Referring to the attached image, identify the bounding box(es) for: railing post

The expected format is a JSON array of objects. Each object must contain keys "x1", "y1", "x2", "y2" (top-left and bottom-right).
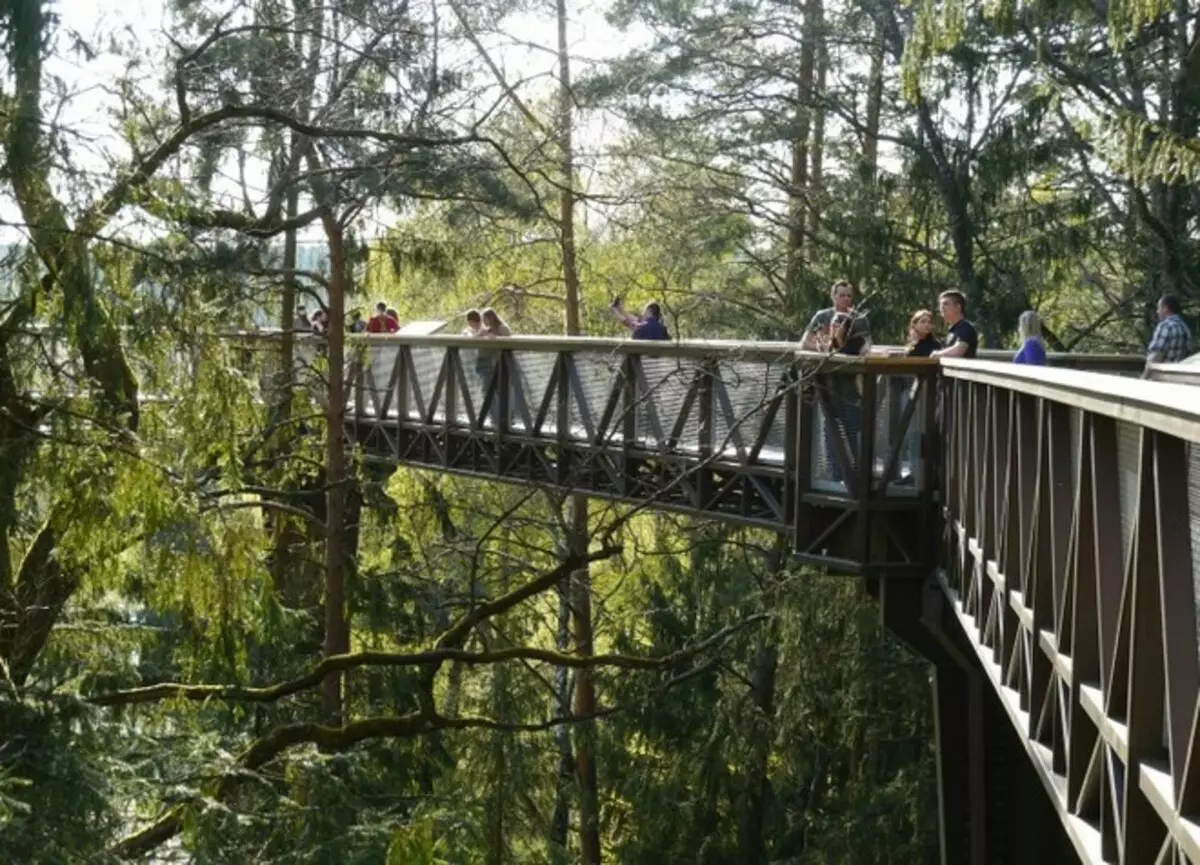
[
  {"x1": 855, "y1": 370, "x2": 877, "y2": 570},
  {"x1": 622, "y1": 354, "x2": 638, "y2": 497},
  {"x1": 785, "y1": 359, "x2": 802, "y2": 534},
  {"x1": 920, "y1": 368, "x2": 941, "y2": 571},
  {"x1": 444, "y1": 347, "x2": 458, "y2": 468},
  {"x1": 556, "y1": 352, "x2": 570, "y2": 489},
  {"x1": 697, "y1": 357, "x2": 716, "y2": 510},
  {"x1": 395, "y1": 346, "x2": 410, "y2": 456},
  {"x1": 495, "y1": 349, "x2": 511, "y2": 475}
]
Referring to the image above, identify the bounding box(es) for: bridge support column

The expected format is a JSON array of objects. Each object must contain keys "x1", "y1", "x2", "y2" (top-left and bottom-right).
[
  {"x1": 933, "y1": 657, "x2": 1076, "y2": 865},
  {"x1": 933, "y1": 664, "x2": 985, "y2": 865}
]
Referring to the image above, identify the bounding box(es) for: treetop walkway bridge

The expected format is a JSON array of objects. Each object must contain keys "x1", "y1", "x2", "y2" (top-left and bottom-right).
[{"x1": 238, "y1": 330, "x2": 1200, "y2": 865}]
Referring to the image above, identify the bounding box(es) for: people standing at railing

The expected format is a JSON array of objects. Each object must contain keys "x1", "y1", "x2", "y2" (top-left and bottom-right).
[
  {"x1": 349, "y1": 310, "x2": 367, "y2": 333},
  {"x1": 801, "y1": 280, "x2": 873, "y2": 354},
  {"x1": 480, "y1": 308, "x2": 511, "y2": 337},
  {"x1": 931, "y1": 291, "x2": 978, "y2": 359},
  {"x1": 366, "y1": 301, "x2": 399, "y2": 334},
  {"x1": 905, "y1": 309, "x2": 941, "y2": 357},
  {"x1": 611, "y1": 298, "x2": 670, "y2": 340},
  {"x1": 887, "y1": 309, "x2": 941, "y2": 484},
  {"x1": 463, "y1": 309, "x2": 484, "y2": 337},
  {"x1": 294, "y1": 306, "x2": 311, "y2": 332},
  {"x1": 311, "y1": 309, "x2": 329, "y2": 335},
  {"x1": 802, "y1": 281, "x2": 872, "y2": 485},
  {"x1": 1143, "y1": 294, "x2": 1193, "y2": 377},
  {"x1": 1013, "y1": 310, "x2": 1047, "y2": 365}
]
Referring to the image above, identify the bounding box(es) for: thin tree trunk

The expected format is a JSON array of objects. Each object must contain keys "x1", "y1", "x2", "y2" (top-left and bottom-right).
[
  {"x1": 736, "y1": 633, "x2": 778, "y2": 862},
  {"x1": 736, "y1": 541, "x2": 784, "y2": 862},
  {"x1": 320, "y1": 221, "x2": 349, "y2": 721},
  {"x1": 269, "y1": 176, "x2": 304, "y2": 605},
  {"x1": 862, "y1": 26, "x2": 885, "y2": 181},
  {"x1": 785, "y1": 0, "x2": 820, "y2": 310},
  {"x1": 550, "y1": 593, "x2": 574, "y2": 856},
  {"x1": 486, "y1": 583, "x2": 509, "y2": 865},
  {"x1": 808, "y1": 30, "x2": 827, "y2": 263},
  {"x1": 556, "y1": 1, "x2": 600, "y2": 860}
]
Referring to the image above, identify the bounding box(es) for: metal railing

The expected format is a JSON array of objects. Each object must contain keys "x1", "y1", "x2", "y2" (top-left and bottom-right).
[{"x1": 940, "y1": 358, "x2": 1200, "y2": 864}]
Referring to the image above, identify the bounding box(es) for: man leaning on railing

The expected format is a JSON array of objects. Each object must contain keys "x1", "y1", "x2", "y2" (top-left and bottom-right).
[
  {"x1": 1143, "y1": 294, "x2": 1193, "y2": 378},
  {"x1": 802, "y1": 280, "x2": 872, "y2": 486}
]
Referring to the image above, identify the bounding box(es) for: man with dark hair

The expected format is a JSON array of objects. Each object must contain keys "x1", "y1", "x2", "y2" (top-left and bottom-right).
[
  {"x1": 802, "y1": 280, "x2": 872, "y2": 354},
  {"x1": 1144, "y1": 293, "x2": 1193, "y2": 376},
  {"x1": 801, "y1": 281, "x2": 873, "y2": 487},
  {"x1": 366, "y1": 301, "x2": 390, "y2": 334},
  {"x1": 932, "y1": 290, "x2": 978, "y2": 359},
  {"x1": 612, "y1": 297, "x2": 669, "y2": 340}
]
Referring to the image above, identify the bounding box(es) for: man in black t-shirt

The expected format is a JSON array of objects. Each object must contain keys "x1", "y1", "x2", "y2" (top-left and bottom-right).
[{"x1": 933, "y1": 290, "x2": 979, "y2": 359}]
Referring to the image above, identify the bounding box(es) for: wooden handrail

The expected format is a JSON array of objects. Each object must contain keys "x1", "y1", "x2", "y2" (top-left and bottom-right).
[
  {"x1": 229, "y1": 330, "x2": 1145, "y2": 370},
  {"x1": 941, "y1": 358, "x2": 1200, "y2": 442}
]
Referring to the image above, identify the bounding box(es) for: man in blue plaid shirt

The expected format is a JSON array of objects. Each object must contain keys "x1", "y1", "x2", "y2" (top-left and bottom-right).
[{"x1": 1143, "y1": 294, "x2": 1193, "y2": 377}]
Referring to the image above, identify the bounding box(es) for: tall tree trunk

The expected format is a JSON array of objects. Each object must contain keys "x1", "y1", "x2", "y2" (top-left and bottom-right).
[
  {"x1": 320, "y1": 222, "x2": 349, "y2": 721},
  {"x1": 556, "y1": 2, "x2": 601, "y2": 861},
  {"x1": 736, "y1": 541, "x2": 784, "y2": 862},
  {"x1": 862, "y1": 26, "x2": 885, "y2": 181},
  {"x1": 736, "y1": 633, "x2": 778, "y2": 862},
  {"x1": 808, "y1": 32, "x2": 827, "y2": 264},
  {"x1": 269, "y1": 174, "x2": 306, "y2": 606},
  {"x1": 550, "y1": 592, "x2": 574, "y2": 857},
  {"x1": 785, "y1": 0, "x2": 820, "y2": 314},
  {"x1": 486, "y1": 592, "x2": 509, "y2": 865}
]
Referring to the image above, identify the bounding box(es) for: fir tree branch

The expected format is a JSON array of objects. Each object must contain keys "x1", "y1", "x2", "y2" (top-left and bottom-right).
[
  {"x1": 109, "y1": 645, "x2": 743, "y2": 860},
  {"x1": 90, "y1": 608, "x2": 766, "y2": 708}
]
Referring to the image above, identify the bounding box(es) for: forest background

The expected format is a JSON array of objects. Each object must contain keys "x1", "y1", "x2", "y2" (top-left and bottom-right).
[{"x1": 0, "y1": 0, "x2": 1193, "y2": 861}]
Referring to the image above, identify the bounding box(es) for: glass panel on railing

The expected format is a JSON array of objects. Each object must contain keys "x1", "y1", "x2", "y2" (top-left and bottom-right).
[
  {"x1": 518, "y1": 352, "x2": 554, "y2": 433},
  {"x1": 712, "y1": 359, "x2": 787, "y2": 464},
  {"x1": 873, "y1": 373, "x2": 923, "y2": 497},
  {"x1": 571, "y1": 352, "x2": 623, "y2": 444},
  {"x1": 410, "y1": 346, "x2": 444, "y2": 421},
  {"x1": 637, "y1": 355, "x2": 700, "y2": 452},
  {"x1": 810, "y1": 370, "x2": 861, "y2": 493},
  {"x1": 361, "y1": 345, "x2": 398, "y2": 418},
  {"x1": 458, "y1": 346, "x2": 489, "y2": 425}
]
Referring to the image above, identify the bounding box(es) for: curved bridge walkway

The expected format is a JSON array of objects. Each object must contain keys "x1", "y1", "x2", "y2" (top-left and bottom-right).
[{"x1": 251, "y1": 332, "x2": 1198, "y2": 865}]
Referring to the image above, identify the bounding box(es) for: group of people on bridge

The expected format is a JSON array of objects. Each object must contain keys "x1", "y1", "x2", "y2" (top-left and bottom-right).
[
  {"x1": 800, "y1": 280, "x2": 1194, "y2": 377},
  {"x1": 294, "y1": 279, "x2": 1194, "y2": 377}
]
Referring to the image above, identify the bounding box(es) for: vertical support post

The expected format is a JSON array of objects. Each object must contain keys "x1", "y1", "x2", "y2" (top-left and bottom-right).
[
  {"x1": 697, "y1": 357, "x2": 715, "y2": 510},
  {"x1": 444, "y1": 347, "x2": 458, "y2": 468},
  {"x1": 496, "y1": 349, "x2": 511, "y2": 474},
  {"x1": 933, "y1": 663, "x2": 987, "y2": 865},
  {"x1": 793, "y1": 361, "x2": 814, "y2": 550},
  {"x1": 784, "y1": 360, "x2": 800, "y2": 530},
  {"x1": 919, "y1": 368, "x2": 941, "y2": 570},
  {"x1": 556, "y1": 352, "x2": 571, "y2": 489},
  {"x1": 395, "y1": 346, "x2": 410, "y2": 458},
  {"x1": 855, "y1": 369, "x2": 877, "y2": 571},
  {"x1": 622, "y1": 354, "x2": 637, "y2": 497}
]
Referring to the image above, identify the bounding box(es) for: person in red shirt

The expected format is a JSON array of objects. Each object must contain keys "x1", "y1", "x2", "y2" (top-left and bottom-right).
[
  {"x1": 385, "y1": 307, "x2": 400, "y2": 333},
  {"x1": 366, "y1": 302, "x2": 390, "y2": 334}
]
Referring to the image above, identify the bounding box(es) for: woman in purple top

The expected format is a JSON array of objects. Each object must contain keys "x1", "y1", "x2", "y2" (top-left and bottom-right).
[
  {"x1": 1013, "y1": 310, "x2": 1047, "y2": 365},
  {"x1": 611, "y1": 298, "x2": 670, "y2": 340}
]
